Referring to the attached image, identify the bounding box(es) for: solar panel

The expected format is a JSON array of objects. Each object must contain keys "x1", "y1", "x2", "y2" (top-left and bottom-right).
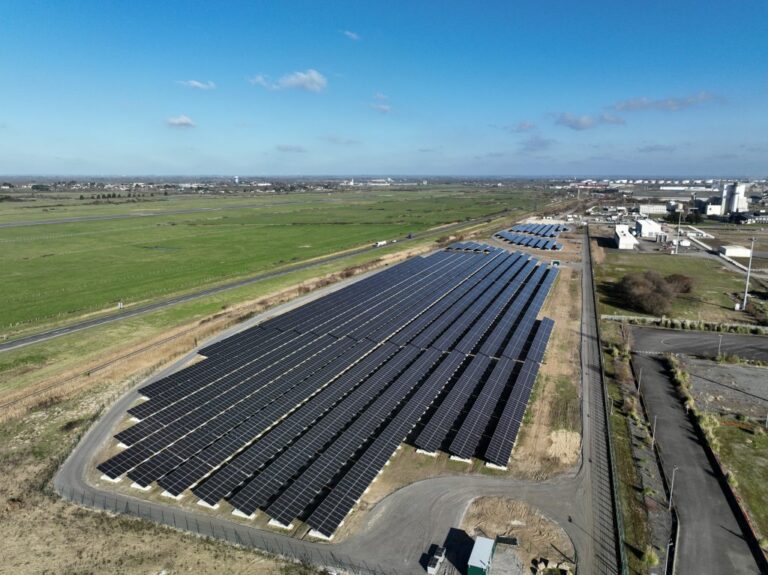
[
  {"x1": 305, "y1": 349, "x2": 467, "y2": 537},
  {"x1": 413, "y1": 354, "x2": 493, "y2": 453},
  {"x1": 227, "y1": 345, "x2": 423, "y2": 517},
  {"x1": 263, "y1": 347, "x2": 443, "y2": 526},
  {"x1": 448, "y1": 357, "x2": 517, "y2": 460},
  {"x1": 98, "y1": 239, "x2": 560, "y2": 522},
  {"x1": 484, "y1": 359, "x2": 541, "y2": 467},
  {"x1": 192, "y1": 341, "x2": 398, "y2": 505}
]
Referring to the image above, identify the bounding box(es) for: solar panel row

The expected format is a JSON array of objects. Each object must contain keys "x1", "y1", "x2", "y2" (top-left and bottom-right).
[
  {"x1": 227, "y1": 345, "x2": 424, "y2": 517},
  {"x1": 445, "y1": 241, "x2": 501, "y2": 253},
  {"x1": 510, "y1": 223, "x2": 568, "y2": 237},
  {"x1": 412, "y1": 353, "x2": 493, "y2": 453},
  {"x1": 192, "y1": 341, "x2": 398, "y2": 505},
  {"x1": 484, "y1": 358, "x2": 542, "y2": 468},
  {"x1": 494, "y1": 231, "x2": 560, "y2": 251},
  {"x1": 98, "y1": 241, "x2": 559, "y2": 538},
  {"x1": 305, "y1": 349, "x2": 467, "y2": 537},
  {"x1": 264, "y1": 346, "x2": 444, "y2": 526}
]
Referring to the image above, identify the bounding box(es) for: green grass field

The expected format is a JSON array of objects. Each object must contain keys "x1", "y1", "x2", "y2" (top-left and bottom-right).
[
  {"x1": 595, "y1": 251, "x2": 748, "y2": 323},
  {"x1": 714, "y1": 423, "x2": 768, "y2": 539},
  {"x1": 0, "y1": 188, "x2": 535, "y2": 336}
]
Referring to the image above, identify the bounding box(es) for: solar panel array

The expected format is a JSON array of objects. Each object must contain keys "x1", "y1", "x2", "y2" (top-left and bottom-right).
[
  {"x1": 493, "y1": 223, "x2": 568, "y2": 251},
  {"x1": 511, "y1": 223, "x2": 568, "y2": 236},
  {"x1": 98, "y1": 241, "x2": 557, "y2": 538},
  {"x1": 445, "y1": 241, "x2": 500, "y2": 253}
]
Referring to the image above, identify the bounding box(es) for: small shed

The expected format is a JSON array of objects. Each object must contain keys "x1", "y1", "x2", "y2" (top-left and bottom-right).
[
  {"x1": 614, "y1": 225, "x2": 638, "y2": 250},
  {"x1": 468, "y1": 536, "x2": 496, "y2": 575}
]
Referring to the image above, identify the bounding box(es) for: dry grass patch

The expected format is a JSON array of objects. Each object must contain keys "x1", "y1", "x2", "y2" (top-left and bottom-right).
[
  {"x1": 0, "y1": 383, "x2": 315, "y2": 575},
  {"x1": 509, "y1": 265, "x2": 582, "y2": 478},
  {"x1": 461, "y1": 497, "x2": 575, "y2": 570}
]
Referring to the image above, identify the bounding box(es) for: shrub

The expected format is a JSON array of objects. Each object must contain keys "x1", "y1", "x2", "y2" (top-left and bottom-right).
[
  {"x1": 616, "y1": 271, "x2": 674, "y2": 316},
  {"x1": 665, "y1": 273, "x2": 695, "y2": 294},
  {"x1": 642, "y1": 546, "x2": 659, "y2": 567}
]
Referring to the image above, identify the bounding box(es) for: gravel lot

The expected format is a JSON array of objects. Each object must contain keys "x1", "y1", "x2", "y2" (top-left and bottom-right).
[{"x1": 683, "y1": 357, "x2": 768, "y2": 417}]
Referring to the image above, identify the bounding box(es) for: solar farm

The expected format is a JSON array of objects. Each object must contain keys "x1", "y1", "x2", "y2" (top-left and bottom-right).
[
  {"x1": 495, "y1": 223, "x2": 568, "y2": 251},
  {"x1": 98, "y1": 242, "x2": 558, "y2": 540}
]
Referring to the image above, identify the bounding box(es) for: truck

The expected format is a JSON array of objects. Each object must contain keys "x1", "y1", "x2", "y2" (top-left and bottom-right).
[{"x1": 374, "y1": 240, "x2": 387, "y2": 247}]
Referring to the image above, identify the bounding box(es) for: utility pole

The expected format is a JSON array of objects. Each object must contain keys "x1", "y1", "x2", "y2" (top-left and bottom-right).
[
  {"x1": 742, "y1": 237, "x2": 756, "y2": 310},
  {"x1": 664, "y1": 541, "x2": 674, "y2": 575},
  {"x1": 674, "y1": 211, "x2": 682, "y2": 254},
  {"x1": 669, "y1": 465, "x2": 679, "y2": 511},
  {"x1": 717, "y1": 333, "x2": 723, "y2": 358}
]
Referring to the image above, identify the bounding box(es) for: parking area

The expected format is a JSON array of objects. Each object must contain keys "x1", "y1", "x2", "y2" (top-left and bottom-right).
[{"x1": 684, "y1": 357, "x2": 768, "y2": 418}]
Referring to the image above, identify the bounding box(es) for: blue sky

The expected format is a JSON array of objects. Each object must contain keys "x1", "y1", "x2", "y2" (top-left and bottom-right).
[{"x1": 1, "y1": 0, "x2": 766, "y2": 176}]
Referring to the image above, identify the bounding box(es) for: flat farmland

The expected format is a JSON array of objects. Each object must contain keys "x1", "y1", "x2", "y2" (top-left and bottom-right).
[{"x1": 0, "y1": 188, "x2": 533, "y2": 337}]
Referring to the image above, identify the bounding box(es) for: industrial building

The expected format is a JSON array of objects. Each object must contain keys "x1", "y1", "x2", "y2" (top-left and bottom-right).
[
  {"x1": 635, "y1": 218, "x2": 662, "y2": 239},
  {"x1": 614, "y1": 225, "x2": 638, "y2": 250},
  {"x1": 719, "y1": 245, "x2": 752, "y2": 258},
  {"x1": 722, "y1": 182, "x2": 750, "y2": 214},
  {"x1": 696, "y1": 182, "x2": 751, "y2": 216},
  {"x1": 638, "y1": 203, "x2": 668, "y2": 215}
]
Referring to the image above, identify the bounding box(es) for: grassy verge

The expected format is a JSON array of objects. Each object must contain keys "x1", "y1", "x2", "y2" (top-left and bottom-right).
[
  {"x1": 602, "y1": 326, "x2": 652, "y2": 574},
  {"x1": 714, "y1": 422, "x2": 768, "y2": 543}
]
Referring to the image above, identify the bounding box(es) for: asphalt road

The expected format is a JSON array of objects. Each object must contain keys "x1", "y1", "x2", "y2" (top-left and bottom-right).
[
  {"x1": 0, "y1": 215, "x2": 498, "y2": 354},
  {"x1": 632, "y1": 355, "x2": 764, "y2": 574},
  {"x1": 630, "y1": 326, "x2": 768, "y2": 361},
  {"x1": 53, "y1": 230, "x2": 621, "y2": 574}
]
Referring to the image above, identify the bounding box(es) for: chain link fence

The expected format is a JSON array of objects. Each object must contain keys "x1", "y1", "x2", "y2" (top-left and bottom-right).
[{"x1": 56, "y1": 484, "x2": 401, "y2": 575}]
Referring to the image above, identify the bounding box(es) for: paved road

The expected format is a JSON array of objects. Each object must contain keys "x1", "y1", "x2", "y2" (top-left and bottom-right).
[
  {"x1": 54, "y1": 230, "x2": 622, "y2": 574},
  {"x1": 0, "y1": 215, "x2": 499, "y2": 354},
  {"x1": 632, "y1": 355, "x2": 764, "y2": 574},
  {"x1": 630, "y1": 326, "x2": 768, "y2": 361}
]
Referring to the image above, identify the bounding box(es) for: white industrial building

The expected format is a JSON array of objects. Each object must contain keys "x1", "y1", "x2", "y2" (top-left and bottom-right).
[
  {"x1": 721, "y1": 182, "x2": 750, "y2": 214},
  {"x1": 639, "y1": 204, "x2": 668, "y2": 215},
  {"x1": 719, "y1": 245, "x2": 752, "y2": 258},
  {"x1": 614, "y1": 225, "x2": 639, "y2": 250},
  {"x1": 635, "y1": 218, "x2": 662, "y2": 239}
]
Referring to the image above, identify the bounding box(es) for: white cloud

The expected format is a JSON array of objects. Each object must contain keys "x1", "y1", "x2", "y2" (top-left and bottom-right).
[
  {"x1": 501, "y1": 121, "x2": 536, "y2": 133},
  {"x1": 555, "y1": 112, "x2": 625, "y2": 130},
  {"x1": 248, "y1": 74, "x2": 270, "y2": 88},
  {"x1": 343, "y1": 30, "x2": 360, "y2": 41},
  {"x1": 613, "y1": 91, "x2": 717, "y2": 111},
  {"x1": 276, "y1": 144, "x2": 307, "y2": 153},
  {"x1": 249, "y1": 69, "x2": 327, "y2": 92},
  {"x1": 369, "y1": 93, "x2": 390, "y2": 113},
  {"x1": 474, "y1": 151, "x2": 505, "y2": 160},
  {"x1": 638, "y1": 144, "x2": 677, "y2": 153},
  {"x1": 324, "y1": 135, "x2": 360, "y2": 146},
  {"x1": 519, "y1": 134, "x2": 555, "y2": 154},
  {"x1": 167, "y1": 115, "x2": 195, "y2": 128},
  {"x1": 278, "y1": 69, "x2": 327, "y2": 92},
  {"x1": 177, "y1": 80, "x2": 216, "y2": 90}
]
